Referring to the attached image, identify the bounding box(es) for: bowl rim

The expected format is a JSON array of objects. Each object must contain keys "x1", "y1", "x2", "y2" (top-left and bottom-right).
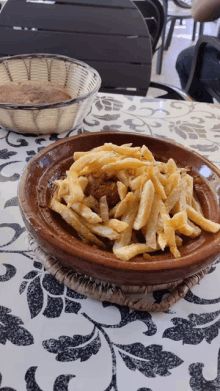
[
  {"x1": 18, "y1": 131, "x2": 220, "y2": 279},
  {"x1": 0, "y1": 53, "x2": 102, "y2": 110}
]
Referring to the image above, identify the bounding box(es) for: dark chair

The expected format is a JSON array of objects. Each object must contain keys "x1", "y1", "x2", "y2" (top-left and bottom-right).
[
  {"x1": 185, "y1": 35, "x2": 220, "y2": 102},
  {"x1": 0, "y1": 0, "x2": 192, "y2": 101},
  {"x1": 134, "y1": 0, "x2": 164, "y2": 52},
  {"x1": 135, "y1": 0, "x2": 193, "y2": 100},
  {"x1": 0, "y1": 0, "x2": 152, "y2": 96}
]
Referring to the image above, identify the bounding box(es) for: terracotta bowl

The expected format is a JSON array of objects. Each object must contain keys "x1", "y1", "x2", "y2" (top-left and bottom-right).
[{"x1": 18, "y1": 131, "x2": 220, "y2": 286}]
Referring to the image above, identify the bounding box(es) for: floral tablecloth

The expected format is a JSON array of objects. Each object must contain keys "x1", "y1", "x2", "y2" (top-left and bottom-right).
[{"x1": 1, "y1": 94, "x2": 220, "y2": 391}]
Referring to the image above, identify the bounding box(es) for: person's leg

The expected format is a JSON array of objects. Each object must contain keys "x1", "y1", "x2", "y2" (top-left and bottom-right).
[
  {"x1": 176, "y1": 45, "x2": 215, "y2": 103},
  {"x1": 176, "y1": 46, "x2": 195, "y2": 89},
  {"x1": 199, "y1": 45, "x2": 220, "y2": 97}
]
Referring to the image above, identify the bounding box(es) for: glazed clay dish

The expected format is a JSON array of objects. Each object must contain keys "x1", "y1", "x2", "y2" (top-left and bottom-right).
[{"x1": 18, "y1": 132, "x2": 220, "y2": 286}]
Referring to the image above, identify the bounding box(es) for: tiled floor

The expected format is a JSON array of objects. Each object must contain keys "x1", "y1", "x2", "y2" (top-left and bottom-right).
[{"x1": 150, "y1": 12, "x2": 220, "y2": 97}]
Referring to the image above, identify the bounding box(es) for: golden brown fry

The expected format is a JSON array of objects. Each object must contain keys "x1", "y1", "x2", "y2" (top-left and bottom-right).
[
  {"x1": 101, "y1": 158, "x2": 151, "y2": 173},
  {"x1": 170, "y1": 211, "x2": 187, "y2": 228},
  {"x1": 186, "y1": 205, "x2": 220, "y2": 233},
  {"x1": 188, "y1": 219, "x2": 202, "y2": 238},
  {"x1": 70, "y1": 151, "x2": 107, "y2": 174},
  {"x1": 81, "y1": 218, "x2": 120, "y2": 240},
  {"x1": 166, "y1": 158, "x2": 178, "y2": 175},
  {"x1": 170, "y1": 211, "x2": 193, "y2": 236},
  {"x1": 175, "y1": 235, "x2": 183, "y2": 247},
  {"x1": 143, "y1": 194, "x2": 160, "y2": 249},
  {"x1": 171, "y1": 192, "x2": 187, "y2": 215},
  {"x1": 148, "y1": 165, "x2": 167, "y2": 200},
  {"x1": 78, "y1": 176, "x2": 89, "y2": 192},
  {"x1": 79, "y1": 151, "x2": 120, "y2": 176},
  {"x1": 185, "y1": 174, "x2": 193, "y2": 206},
  {"x1": 164, "y1": 172, "x2": 180, "y2": 196},
  {"x1": 130, "y1": 174, "x2": 145, "y2": 191},
  {"x1": 70, "y1": 202, "x2": 102, "y2": 224},
  {"x1": 83, "y1": 195, "x2": 100, "y2": 214},
  {"x1": 116, "y1": 170, "x2": 130, "y2": 186},
  {"x1": 117, "y1": 181, "x2": 127, "y2": 201},
  {"x1": 158, "y1": 200, "x2": 178, "y2": 256},
  {"x1": 133, "y1": 180, "x2": 155, "y2": 230},
  {"x1": 108, "y1": 219, "x2": 129, "y2": 233},
  {"x1": 158, "y1": 172, "x2": 167, "y2": 186},
  {"x1": 113, "y1": 195, "x2": 139, "y2": 251},
  {"x1": 192, "y1": 196, "x2": 203, "y2": 215},
  {"x1": 115, "y1": 192, "x2": 135, "y2": 218},
  {"x1": 55, "y1": 178, "x2": 69, "y2": 200},
  {"x1": 165, "y1": 177, "x2": 187, "y2": 213},
  {"x1": 66, "y1": 172, "x2": 84, "y2": 205},
  {"x1": 50, "y1": 199, "x2": 105, "y2": 248},
  {"x1": 114, "y1": 243, "x2": 153, "y2": 261},
  {"x1": 140, "y1": 144, "x2": 154, "y2": 162},
  {"x1": 99, "y1": 195, "x2": 109, "y2": 223}
]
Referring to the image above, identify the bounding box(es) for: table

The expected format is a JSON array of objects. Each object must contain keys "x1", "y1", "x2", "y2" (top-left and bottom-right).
[{"x1": 1, "y1": 94, "x2": 220, "y2": 391}]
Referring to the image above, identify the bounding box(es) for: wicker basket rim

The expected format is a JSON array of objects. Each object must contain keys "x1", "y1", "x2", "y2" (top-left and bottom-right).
[{"x1": 0, "y1": 53, "x2": 101, "y2": 110}]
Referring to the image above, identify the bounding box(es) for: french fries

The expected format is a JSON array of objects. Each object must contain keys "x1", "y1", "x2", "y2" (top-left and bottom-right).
[{"x1": 50, "y1": 142, "x2": 220, "y2": 262}]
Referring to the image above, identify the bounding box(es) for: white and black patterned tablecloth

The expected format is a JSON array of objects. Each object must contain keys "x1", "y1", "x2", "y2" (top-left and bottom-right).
[{"x1": 1, "y1": 94, "x2": 220, "y2": 391}]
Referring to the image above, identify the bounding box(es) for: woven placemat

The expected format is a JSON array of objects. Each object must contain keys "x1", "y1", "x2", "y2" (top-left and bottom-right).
[{"x1": 28, "y1": 234, "x2": 211, "y2": 312}]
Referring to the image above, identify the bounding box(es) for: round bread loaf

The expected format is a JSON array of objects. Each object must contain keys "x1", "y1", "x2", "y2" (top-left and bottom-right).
[{"x1": 0, "y1": 81, "x2": 72, "y2": 105}]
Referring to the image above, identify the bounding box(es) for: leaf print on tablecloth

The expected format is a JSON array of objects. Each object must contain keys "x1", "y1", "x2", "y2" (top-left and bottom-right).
[
  {"x1": 128, "y1": 105, "x2": 136, "y2": 111},
  {"x1": 0, "y1": 149, "x2": 17, "y2": 159},
  {"x1": 0, "y1": 161, "x2": 20, "y2": 182},
  {"x1": 124, "y1": 119, "x2": 145, "y2": 132},
  {"x1": 137, "y1": 388, "x2": 152, "y2": 391},
  {"x1": 53, "y1": 375, "x2": 75, "y2": 391},
  {"x1": 189, "y1": 348, "x2": 220, "y2": 390},
  {"x1": 184, "y1": 289, "x2": 220, "y2": 305},
  {"x1": 169, "y1": 121, "x2": 206, "y2": 140},
  {"x1": 0, "y1": 264, "x2": 16, "y2": 282},
  {"x1": 0, "y1": 223, "x2": 25, "y2": 247},
  {"x1": 0, "y1": 372, "x2": 17, "y2": 391},
  {"x1": 25, "y1": 367, "x2": 75, "y2": 391},
  {"x1": 190, "y1": 143, "x2": 219, "y2": 152},
  {"x1": 6, "y1": 132, "x2": 28, "y2": 147},
  {"x1": 35, "y1": 137, "x2": 46, "y2": 145},
  {"x1": 95, "y1": 96, "x2": 123, "y2": 111},
  {"x1": 163, "y1": 310, "x2": 220, "y2": 345},
  {"x1": 43, "y1": 326, "x2": 101, "y2": 362},
  {"x1": 27, "y1": 276, "x2": 44, "y2": 318},
  {"x1": 43, "y1": 296, "x2": 63, "y2": 318},
  {"x1": 100, "y1": 125, "x2": 121, "y2": 131},
  {"x1": 102, "y1": 303, "x2": 157, "y2": 336},
  {"x1": 20, "y1": 261, "x2": 86, "y2": 319},
  {"x1": 117, "y1": 343, "x2": 183, "y2": 377},
  {"x1": 4, "y1": 196, "x2": 18, "y2": 209},
  {"x1": 0, "y1": 306, "x2": 34, "y2": 346},
  {"x1": 94, "y1": 114, "x2": 121, "y2": 121}
]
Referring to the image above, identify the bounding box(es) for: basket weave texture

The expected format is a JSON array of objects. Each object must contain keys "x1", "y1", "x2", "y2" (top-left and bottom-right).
[
  {"x1": 0, "y1": 54, "x2": 101, "y2": 134},
  {"x1": 28, "y1": 234, "x2": 211, "y2": 312}
]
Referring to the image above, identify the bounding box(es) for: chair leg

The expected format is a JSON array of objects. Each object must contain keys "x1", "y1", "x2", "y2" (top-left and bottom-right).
[
  {"x1": 156, "y1": 0, "x2": 168, "y2": 75},
  {"x1": 164, "y1": 18, "x2": 176, "y2": 51},
  {"x1": 192, "y1": 21, "x2": 197, "y2": 41},
  {"x1": 199, "y1": 22, "x2": 204, "y2": 36}
]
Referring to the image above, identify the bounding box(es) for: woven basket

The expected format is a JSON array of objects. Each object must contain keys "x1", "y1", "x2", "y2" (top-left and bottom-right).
[
  {"x1": 28, "y1": 234, "x2": 212, "y2": 312},
  {"x1": 0, "y1": 54, "x2": 101, "y2": 134}
]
